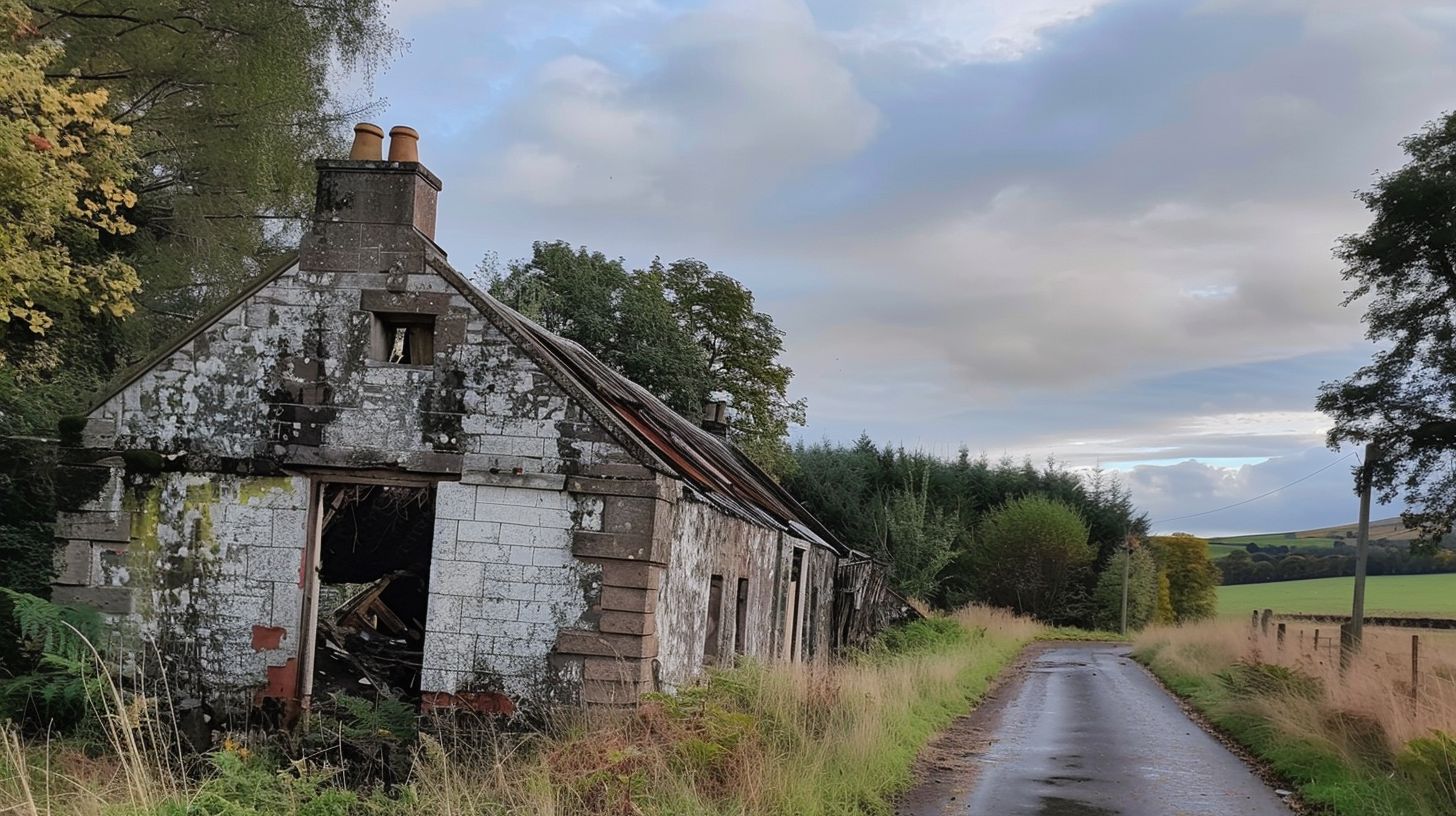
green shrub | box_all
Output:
[871,618,969,656]
[154,750,358,816]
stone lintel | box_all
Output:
[359,289,452,315]
[462,470,567,491]
[566,475,673,500]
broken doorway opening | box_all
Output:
[308,482,435,704]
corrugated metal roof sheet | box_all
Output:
[493,304,850,555]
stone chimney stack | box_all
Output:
[701,401,730,437]
[302,123,443,275]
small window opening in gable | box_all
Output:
[704,574,724,662]
[369,312,435,365]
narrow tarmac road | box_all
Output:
[901,643,1294,816]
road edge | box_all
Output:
[1129,653,1313,815]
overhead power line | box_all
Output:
[1150,451,1359,527]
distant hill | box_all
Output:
[1206,517,1456,586]
[1208,517,1418,548]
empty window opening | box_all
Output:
[310,482,435,705]
[369,313,435,365]
[704,574,724,662]
[733,577,749,655]
[784,549,805,661]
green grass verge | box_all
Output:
[1217,573,1456,618]
[1134,644,1439,816]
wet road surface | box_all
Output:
[909,643,1293,816]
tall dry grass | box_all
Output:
[2,606,1038,816]
[1137,619,1456,750]
[1,636,185,816]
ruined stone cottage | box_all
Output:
[49,124,905,718]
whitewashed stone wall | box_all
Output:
[54,471,309,702]
[423,479,603,699]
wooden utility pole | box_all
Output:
[1349,442,1379,652]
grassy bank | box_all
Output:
[1216,573,1456,617]
[1,606,1040,815]
[1134,621,1456,815]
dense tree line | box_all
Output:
[1219,542,1456,585]
[780,438,1223,627]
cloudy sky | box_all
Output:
[347,0,1456,535]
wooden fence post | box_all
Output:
[1314,628,1320,651]
[1277,622,1286,649]
[1412,634,1421,708]
[1260,608,1273,635]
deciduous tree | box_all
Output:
[1149,534,1220,623]
[1318,112,1456,551]
[968,494,1094,623]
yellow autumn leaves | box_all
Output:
[0,0,140,360]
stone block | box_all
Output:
[457,520,502,544]
[596,560,660,590]
[599,496,666,537]
[600,585,656,614]
[582,678,651,705]
[598,610,655,636]
[56,511,130,543]
[54,540,92,585]
[572,530,666,564]
[431,559,484,596]
[52,585,132,615]
[582,656,654,683]
[556,629,658,659]
[434,483,476,521]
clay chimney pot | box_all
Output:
[349,122,384,161]
[388,125,420,162]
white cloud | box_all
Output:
[487,0,878,212]
[821,0,1116,67]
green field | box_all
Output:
[1207,534,1342,558]
[1217,573,1456,617]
